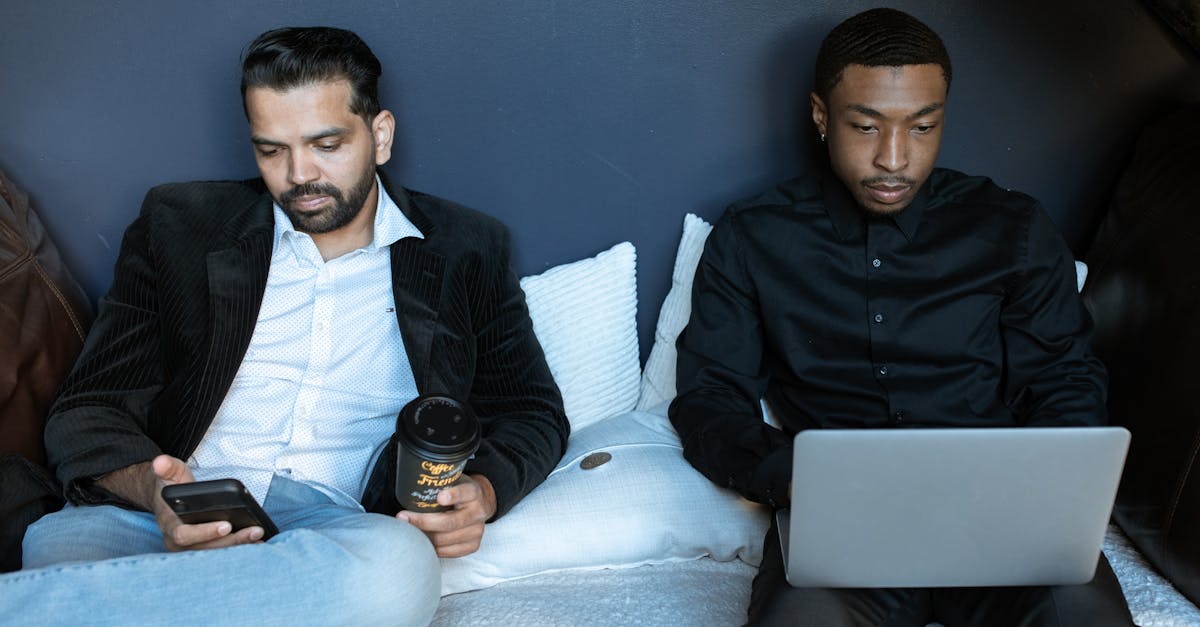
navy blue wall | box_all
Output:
[2,1,1197,361]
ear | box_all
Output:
[371,110,396,165]
[810,92,828,138]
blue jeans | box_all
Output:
[5,474,440,626]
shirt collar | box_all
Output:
[820,169,931,243]
[272,174,424,253]
[371,175,424,250]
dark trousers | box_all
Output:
[747,517,1133,627]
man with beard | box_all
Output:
[670,8,1132,626]
[2,27,567,625]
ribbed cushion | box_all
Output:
[520,242,640,431]
[637,214,712,411]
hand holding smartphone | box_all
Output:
[161,478,279,540]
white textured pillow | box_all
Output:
[637,214,713,411]
[440,408,769,595]
[520,242,641,431]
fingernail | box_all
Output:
[249,527,264,541]
[217,522,232,535]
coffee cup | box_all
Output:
[392,394,481,512]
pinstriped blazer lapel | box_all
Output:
[387,180,445,395]
[175,196,274,451]
[358,236,443,516]
[390,236,444,394]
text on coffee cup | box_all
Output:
[421,461,459,475]
[417,472,462,487]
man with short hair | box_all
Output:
[0,27,567,625]
[670,8,1132,626]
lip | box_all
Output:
[865,184,910,205]
[289,194,331,212]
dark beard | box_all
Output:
[279,167,376,235]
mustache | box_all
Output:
[280,182,343,205]
[862,175,917,187]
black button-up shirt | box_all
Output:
[669,168,1107,509]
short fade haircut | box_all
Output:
[241,26,382,125]
[814,8,952,101]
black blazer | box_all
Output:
[45,175,568,519]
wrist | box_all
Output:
[95,460,160,512]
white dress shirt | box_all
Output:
[190,177,423,507]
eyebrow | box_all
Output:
[251,127,351,146]
[846,103,944,120]
[911,103,943,118]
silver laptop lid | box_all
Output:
[781,427,1130,588]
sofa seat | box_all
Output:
[430,524,1200,626]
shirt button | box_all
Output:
[872,258,882,268]
[878,365,889,376]
[873,313,885,323]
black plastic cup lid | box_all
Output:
[396,394,480,459]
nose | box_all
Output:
[288,151,318,186]
[874,128,908,173]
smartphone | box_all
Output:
[161,478,279,540]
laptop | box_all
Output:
[778,426,1130,588]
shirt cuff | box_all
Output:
[751,444,793,509]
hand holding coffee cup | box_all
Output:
[392,394,481,512]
